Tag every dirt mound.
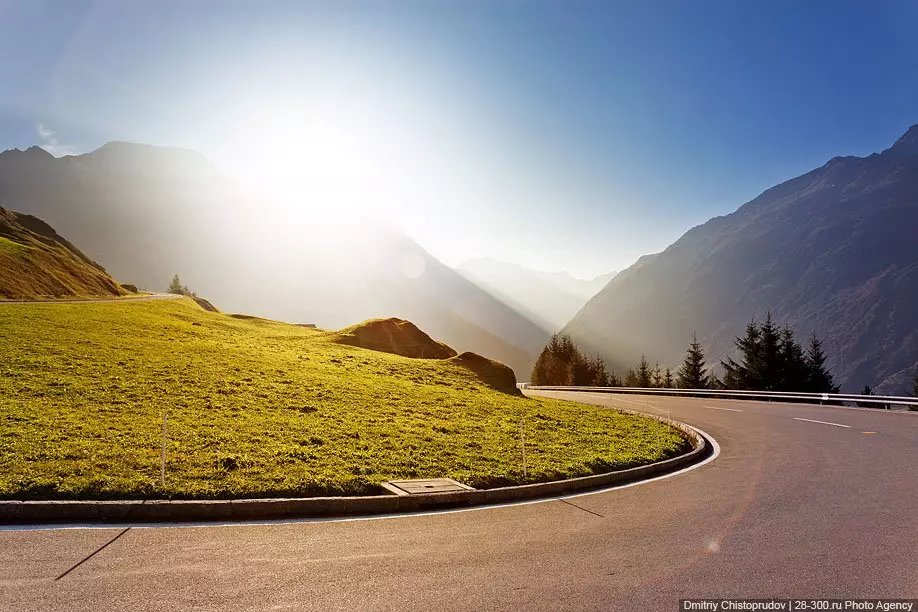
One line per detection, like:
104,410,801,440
332,318,458,359
448,351,521,395
192,296,218,312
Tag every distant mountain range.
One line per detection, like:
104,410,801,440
0,206,125,299
563,125,918,394
0,143,549,377
458,258,615,330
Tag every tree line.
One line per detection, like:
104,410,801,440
167,274,197,298
531,313,839,393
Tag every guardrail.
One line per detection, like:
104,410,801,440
518,384,918,409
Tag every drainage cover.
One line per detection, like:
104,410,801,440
381,478,475,496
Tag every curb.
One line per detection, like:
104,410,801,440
0,418,710,525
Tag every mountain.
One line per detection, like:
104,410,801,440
0,143,548,376
458,258,616,330
0,206,125,299
562,125,918,394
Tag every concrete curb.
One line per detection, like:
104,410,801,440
0,418,709,525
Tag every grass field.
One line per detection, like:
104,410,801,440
0,298,690,500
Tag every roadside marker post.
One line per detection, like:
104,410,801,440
520,417,527,479
161,409,168,488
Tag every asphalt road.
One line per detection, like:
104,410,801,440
0,292,182,305
2,391,916,611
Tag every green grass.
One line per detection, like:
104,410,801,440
0,236,33,255
0,298,690,500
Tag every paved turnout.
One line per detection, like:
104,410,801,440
0,292,182,306
2,391,917,611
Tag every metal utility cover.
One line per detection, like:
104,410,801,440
381,478,475,496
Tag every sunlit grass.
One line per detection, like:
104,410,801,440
0,298,689,499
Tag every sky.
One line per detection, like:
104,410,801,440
1,1,916,278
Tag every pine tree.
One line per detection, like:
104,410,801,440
721,318,762,390
530,334,607,387
168,274,185,295
530,334,571,385
634,356,652,387
805,333,839,393
588,356,609,387
624,368,638,387
778,324,808,391
857,385,875,409
677,333,709,389
758,313,783,390
650,362,663,388
529,345,554,385
912,365,918,397
663,367,674,389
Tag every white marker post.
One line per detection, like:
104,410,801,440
520,417,527,479
161,409,168,488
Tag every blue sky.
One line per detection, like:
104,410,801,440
1,0,916,277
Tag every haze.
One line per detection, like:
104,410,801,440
2,1,916,278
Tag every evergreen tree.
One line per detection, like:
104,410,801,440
565,350,587,386
636,355,652,388
912,365,918,397
677,333,710,389
168,274,185,295
778,324,808,391
624,367,638,387
857,385,879,408
530,334,570,385
589,356,610,387
650,362,663,388
663,367,674,389
805,333,839,393
721,318,762,390
758,313,783,390
529,345,554,385
530,334,611,387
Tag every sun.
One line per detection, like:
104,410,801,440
234,105,388,228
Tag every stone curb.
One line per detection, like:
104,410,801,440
0,417,709,525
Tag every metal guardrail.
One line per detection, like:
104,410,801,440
518,384,918,409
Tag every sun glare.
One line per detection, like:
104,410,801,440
236,104,394,229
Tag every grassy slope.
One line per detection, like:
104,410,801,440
0,206,126,300
0,299,689,499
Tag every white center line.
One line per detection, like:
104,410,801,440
607,396,668,413
704,406,743,412
793,417,851,428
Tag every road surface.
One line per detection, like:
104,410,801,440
2,391,916,611
0,292,182,305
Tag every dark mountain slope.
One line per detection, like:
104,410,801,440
0,206,125,299
562,126,918,393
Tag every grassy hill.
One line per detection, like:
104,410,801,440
0,206,126,300
0,299,688,500
0,144,548,378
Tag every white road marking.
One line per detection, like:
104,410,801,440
0,423,721,533
704,406,743,412
793,417,850,428
609,396,667,413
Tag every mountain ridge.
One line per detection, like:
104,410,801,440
0,141,548,377
458,257,616,331
562,125,918,393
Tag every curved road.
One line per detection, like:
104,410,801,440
2,391,916,611
0,292,182,305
